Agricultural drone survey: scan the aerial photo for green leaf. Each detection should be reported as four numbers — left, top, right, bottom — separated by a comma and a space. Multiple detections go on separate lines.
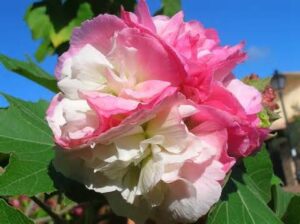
49, 3, 93, 48
0, 55, 58, 93
258, 109, 271, 128
207, 147, 282, 224
207, 170, 283, 224
271, 174, 283, 186
25, 0, 137, 61
272, 185, 294, 219
24, 4, 51, 40
282, 195, 300, 224
0, 94, 55, 196
25, 1, 93, 61
162, 0, 181, 16
35, 39, 54, 62
0, 199, 33, 224
243, 147, 274, 202
25, 3, 58, 61
243, 77, 271, 92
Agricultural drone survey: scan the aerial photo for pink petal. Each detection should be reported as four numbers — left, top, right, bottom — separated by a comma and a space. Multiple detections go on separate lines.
111, 28, 186, 86
192, 121, 236, 173
121, 11, 187, 84
81, 92, 140, 135
89, 88, 177, 145
226, 79, 262, 115
203, 83, 246, 117
191, 104, 267, 158
181, 68, 213, 103
46, 94, 62, 118
120, 80, 171, 103
71, 14, 127, 54
212, 42, 247, 82
55, 14, 127, 79
83, 92, 140, 117
135, 0, 156, 32
153, 11, 184, 44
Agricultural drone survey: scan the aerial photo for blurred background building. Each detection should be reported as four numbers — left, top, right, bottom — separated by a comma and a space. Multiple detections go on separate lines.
268, 72, 300, 191
272, 72, 300, 130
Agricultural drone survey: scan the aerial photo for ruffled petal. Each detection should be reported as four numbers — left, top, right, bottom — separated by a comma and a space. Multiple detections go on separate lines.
55, 15, 127, 79
226, 79, 262, 115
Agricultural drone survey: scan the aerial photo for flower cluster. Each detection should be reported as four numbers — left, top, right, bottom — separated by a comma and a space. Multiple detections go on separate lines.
47, 1, 269, 223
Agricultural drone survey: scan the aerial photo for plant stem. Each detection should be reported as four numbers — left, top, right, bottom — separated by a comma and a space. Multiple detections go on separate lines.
32, 199, 75, 223
30, 196, 66, 224
55, 192, 63, 213
84, 202, 95, 224
59, 203, 75, 214
34, 216, 52, 224
25, 200, 35, 216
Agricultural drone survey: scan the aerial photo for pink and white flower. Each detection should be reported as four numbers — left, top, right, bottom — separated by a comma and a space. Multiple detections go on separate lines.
47, 14, 184, 148
120, 0, 267, 158
46, 0, 269, 223
53, 98, 226, 223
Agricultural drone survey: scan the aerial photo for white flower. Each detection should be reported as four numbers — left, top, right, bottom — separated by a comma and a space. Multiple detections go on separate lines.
53, 101, 225, 223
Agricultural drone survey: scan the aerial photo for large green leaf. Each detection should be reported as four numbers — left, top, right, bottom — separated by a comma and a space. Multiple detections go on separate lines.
243, 77, 271, 92
282, 195, 300, 224
24, 4, 55, 61
207, 171, 283, 224
0, 199, 33, 224
25, 1, 93, 61
24, 0, 153, 61
243, 147, 274, 202
207, 148, 282, 224
162, 0, 181, 16
0, 95, 55, 196
272, 185, 294, 219
49, 3, 93, 48
0, 55, 58, 93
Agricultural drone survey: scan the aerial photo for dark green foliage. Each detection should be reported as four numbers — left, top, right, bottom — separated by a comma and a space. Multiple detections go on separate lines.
207, 147, 283, 224
0, 55, 58, 93
0, 199, 33, 224
25, 0, 136, 61
0, 95, 55, 196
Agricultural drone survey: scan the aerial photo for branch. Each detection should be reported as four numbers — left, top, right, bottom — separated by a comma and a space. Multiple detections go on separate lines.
59, 203, 76, 214
34, 216, 52, 224
30, 196, 66, 224
25, 200, 35, 216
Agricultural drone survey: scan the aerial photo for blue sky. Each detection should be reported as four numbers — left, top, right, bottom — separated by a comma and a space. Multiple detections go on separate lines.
0, 0, 299, 106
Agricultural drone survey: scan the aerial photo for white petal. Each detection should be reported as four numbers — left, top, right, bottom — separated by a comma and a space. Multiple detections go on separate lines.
114, 132, 145, 162
58, 78, 106, 99
94, 160, 130, 180
138, 153, 164, 194
192, 161, 224, 216
59, 44, 114, 98
86, 171, 123, 193
71, 44, 113, 82
85, 144, 118, 166
48, 97, 97, 140
178, 104, 198, 118
155, 179, 199, 223
121, 165, 141, 203
147, 106, 189, 154
105, 191, 151, 224
144, 182, 166, 207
